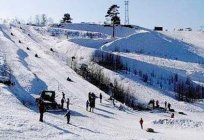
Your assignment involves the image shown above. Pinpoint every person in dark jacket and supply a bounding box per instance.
[171,113,174,118]
[64,110,71,124]
[164,101,167,109]
[88,92,91,102]
[168,103,171,111]
[66,98,70,109]
[62,92,65,99]
[61,98,65,109]
[92,93,96,108]
[86,100,89,111]
[156,100,159,108]
[38,99,45,122]
[100,93,102,103]
[139,118,144,129]
[152,99,155,109]
[90,100,94,112]
[61,92,65,109]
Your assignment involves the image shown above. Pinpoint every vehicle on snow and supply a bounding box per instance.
[36,90,62,111]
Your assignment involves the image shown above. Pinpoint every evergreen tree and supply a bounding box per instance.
[105,5,121,37]
[61,13,72,23]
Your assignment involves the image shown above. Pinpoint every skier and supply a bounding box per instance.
[86,100,89,111]
[38,98,45,122]
[156,100,159,108]
[171,113,174,118]
[100,93,102,103]
[139,118,144,129]
[64,110,71,124]
[168,103,171,111]
[66,98,70,109]
[164,101,167,109]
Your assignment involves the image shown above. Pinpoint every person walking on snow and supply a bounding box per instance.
[156,100,159,108]
[64,110,71,124]
[62,92,65,99]
[100,93,102,103]
[66,98,70,109]
[38,98,45,122]
[61,92,65,109]
[171,113,174,118]
[164,101,167,109]
[152,99,155,109]
[139,118,144,129]
[61,97,65,109]
[168,103,171,111]
[86,100,89,111]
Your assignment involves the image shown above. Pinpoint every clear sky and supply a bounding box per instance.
[0,0,203,30]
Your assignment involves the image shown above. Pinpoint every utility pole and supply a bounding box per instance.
[124,0,130,25]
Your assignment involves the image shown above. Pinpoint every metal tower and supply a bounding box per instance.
[124,0,129,25]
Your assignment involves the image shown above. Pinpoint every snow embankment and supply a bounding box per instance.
[162,31,204,58]
[102,31,204,64]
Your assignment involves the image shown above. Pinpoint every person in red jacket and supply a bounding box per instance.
[139,118,144,129]
[38,99,45,122]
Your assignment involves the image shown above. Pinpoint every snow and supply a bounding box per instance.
[0,23,204,139]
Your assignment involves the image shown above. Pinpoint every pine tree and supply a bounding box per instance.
[105,5,121,37]
[61,13,72,23]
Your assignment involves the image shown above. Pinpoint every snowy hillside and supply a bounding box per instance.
[0,23,204,140]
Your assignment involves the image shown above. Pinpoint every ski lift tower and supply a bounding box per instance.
[124,0,130,25]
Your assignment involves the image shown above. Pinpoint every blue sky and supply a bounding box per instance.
[0,0,203,30]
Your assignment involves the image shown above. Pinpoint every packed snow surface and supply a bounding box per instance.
[0,23,204,140]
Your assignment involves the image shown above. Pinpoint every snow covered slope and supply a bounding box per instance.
[0,23,204,140]
[162,31,204,57]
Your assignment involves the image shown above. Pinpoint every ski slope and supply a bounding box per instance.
[0,23,204,140]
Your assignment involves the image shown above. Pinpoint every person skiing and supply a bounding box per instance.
[156,100,159,108]
[139,118,144,129]
[164,101,167,109]
[66,98,70,109]
[64,110,71,124]
[86,100,89,111]
[168,103,171,111]
[171,113,174,118]
[100,93,102,103]
[38,98,45,122]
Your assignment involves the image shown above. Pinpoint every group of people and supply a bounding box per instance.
[61,92,70,110]
[86,92,102,112]
[148,99,172,111]
[38,92,71,124]
[38,91,173,130]
[61,92,71,124]
[164,101,172,111]
[148,99,160,109]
